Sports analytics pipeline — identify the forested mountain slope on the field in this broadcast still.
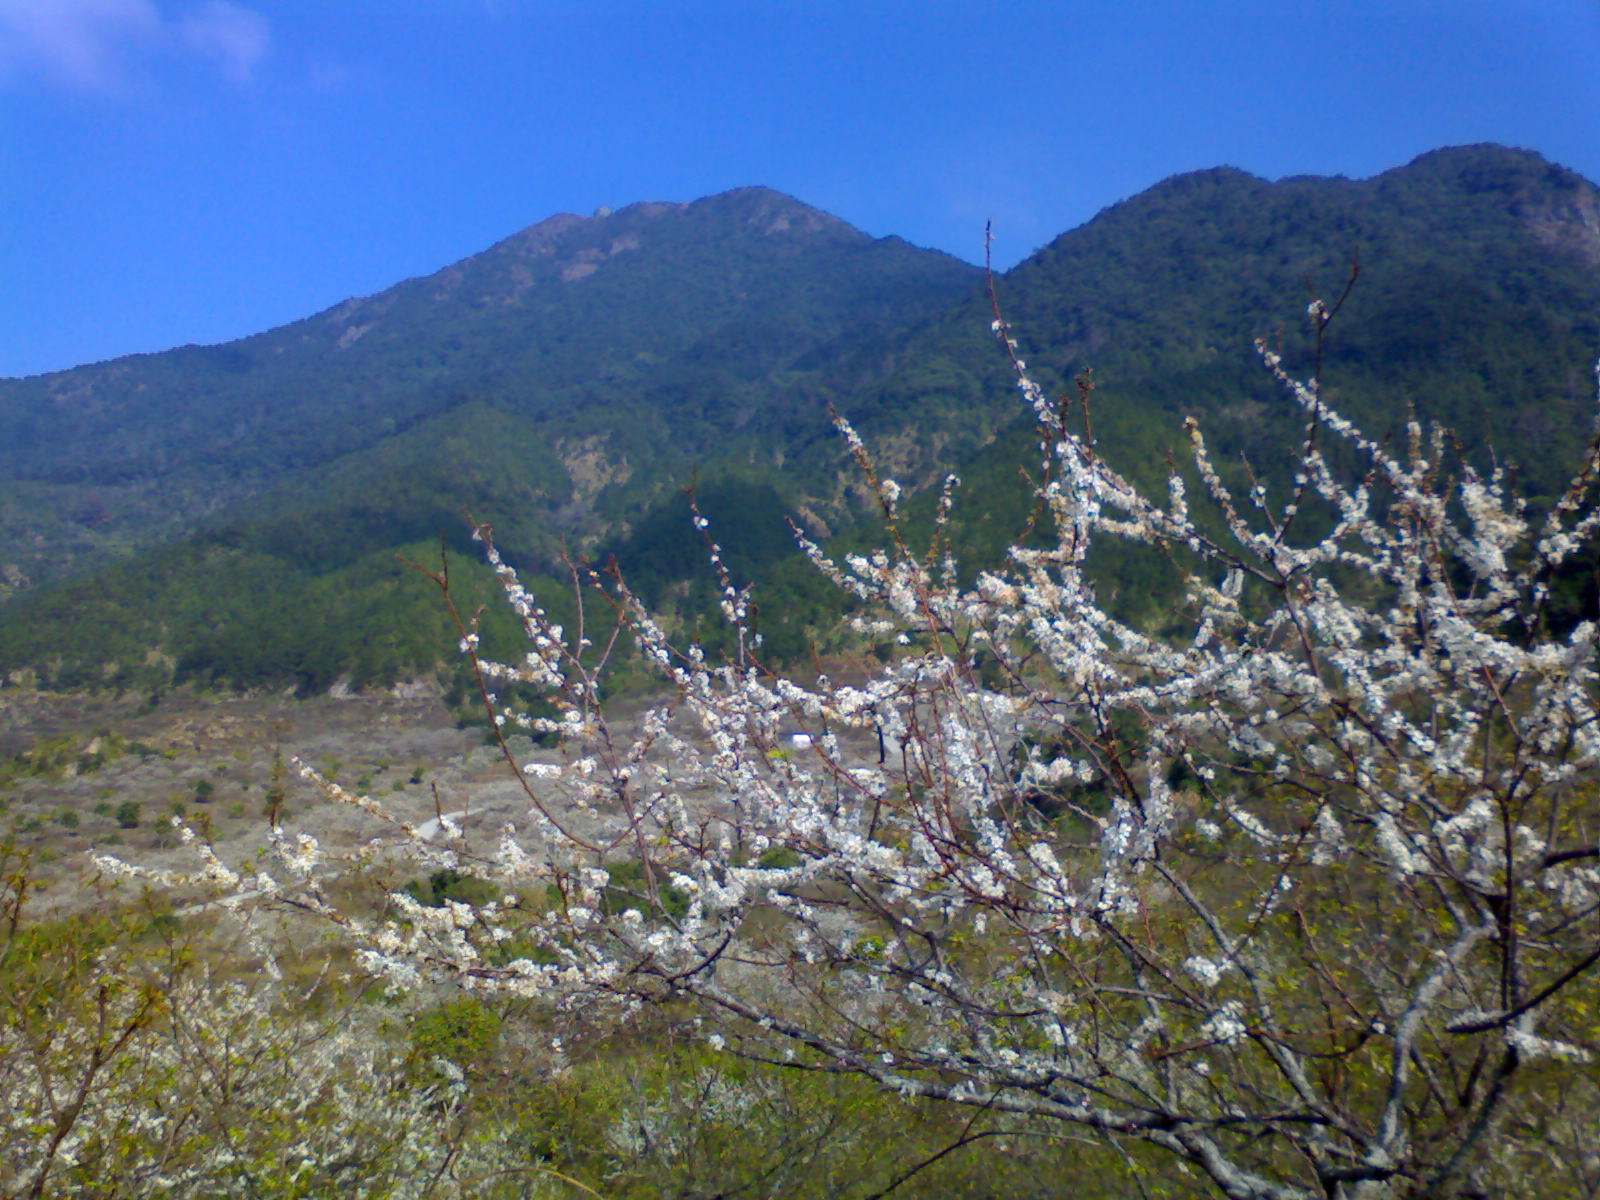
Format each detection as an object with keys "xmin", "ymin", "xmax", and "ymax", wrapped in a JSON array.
[
  {"xmin": 0, "ymin": 187, "xmax": 980, "ymax": 588},
  {"xmin": 4, "ymin": 144, "xmax": 1597, "ymax": 691},
  {"xmin": 840, "ymin": 144, "xmax": 1600, "ymax": 502}
]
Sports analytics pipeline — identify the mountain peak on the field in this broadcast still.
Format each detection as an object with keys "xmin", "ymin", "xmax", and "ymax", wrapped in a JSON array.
[
  {"xmin": 1386, "ymin": 144, "xmax": 1600, "ymax": 266},
  {"xmin": 688, "ymin": 186, "xmax": 867, "ymax": 240},
  {"xmin": 495, "ymin": 209, "xmax": 592, "ymax": 253},
  {"xmin": 1395, "ymin": 142, "xmax": 1563, "ymax": 176},
  {"xmin": 0, "ymin": 177, "xmax": 981, "ymax": 594},
  {"xmin": 473, "ymin": 186, "xmax": 865, "ymax": 273}
]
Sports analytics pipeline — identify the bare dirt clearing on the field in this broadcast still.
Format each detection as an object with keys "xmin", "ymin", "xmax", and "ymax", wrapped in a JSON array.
[
  {"xmin": 0, "ymin": 684, "xmax": 566, "ymax": 914},
  {"xmin": 2, "ymin": 657, "xmax": 889, "ymax": 916}
]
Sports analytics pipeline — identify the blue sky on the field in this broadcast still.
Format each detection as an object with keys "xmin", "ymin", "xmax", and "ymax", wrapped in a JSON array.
[{"xmin": 2, "ymin": 0, "xmax": 1596, "ymax": 378}]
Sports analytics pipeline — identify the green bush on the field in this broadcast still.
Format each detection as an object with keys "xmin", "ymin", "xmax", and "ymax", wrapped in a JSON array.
[
  {"xmin": 601, "ymin": 860, "xmax": 689, "ymax": 921},
  {"xmin": 405, "ymin": 868, "xmax": 501, "ymax": 909},
  {"xmin": 408, "ymin": 996, "xmax": 502, "ymax": 1077}
]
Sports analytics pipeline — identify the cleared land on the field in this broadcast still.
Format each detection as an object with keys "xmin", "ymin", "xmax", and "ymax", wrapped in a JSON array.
[{"xmin": 0, "ymin": 683, "xmax": 561, "ymax": 914}]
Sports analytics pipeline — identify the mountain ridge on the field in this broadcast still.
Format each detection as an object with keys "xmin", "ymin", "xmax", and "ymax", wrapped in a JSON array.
[
  {"xmin": 3, "ymin": 143, "xmax": 1598, "ymax": 690},
  {"xmin": 0, "ymin": 183, "xmax": 981, "ymax": 587},
  {"xmin": 838, "ymin": 143, "xmax": 1600, "ymax": 491},
  {"xmin": 0, "ymin": 186, "xmax": 883, "ymax": 385},
  {"xmin": 10, "ymin": 145, "xmax": 1591, "ymax": 384}
]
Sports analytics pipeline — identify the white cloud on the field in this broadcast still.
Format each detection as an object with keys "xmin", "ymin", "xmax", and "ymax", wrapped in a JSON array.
[
  {"xmin": 177, "ymin": 1, "xmax": 268, "ymax": 84},
  {"xmin": 0, "ymin": 0, "xmax": 269, "ymax": 92},
  {"xmin": 0, "ymin": 0, "xmax": 162, "ymax": 90}
]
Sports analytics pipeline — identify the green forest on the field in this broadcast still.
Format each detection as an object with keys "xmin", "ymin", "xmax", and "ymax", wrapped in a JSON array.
[{"xmin": 3, "ymin": 145, "xmax": 1599, "ymax": 692}]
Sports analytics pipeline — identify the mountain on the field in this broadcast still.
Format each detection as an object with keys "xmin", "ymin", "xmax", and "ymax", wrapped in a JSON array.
[
  {"xmin": 841, "ymin": 145, "xmax": 1600, "ymax": 503},
  {"xmin": 0, "ymin": 187, "xmax": 981, "ymax": 589},
  {"xmin": 3, "ymin": 145, "xmax": 1598, "ymax": 692}
]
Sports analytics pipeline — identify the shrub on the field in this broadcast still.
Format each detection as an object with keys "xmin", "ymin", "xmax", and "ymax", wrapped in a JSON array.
[
  {"xmin": 1, "ymin": 842, "xmax": 501, "ymax": 1197},
  {"xmin": 404, "ymin": 868, "xmax": 501, "ymax": 909},
  {"xmin": 408, "ymin": 997, "xmax": 502, "ymax": 1077}
]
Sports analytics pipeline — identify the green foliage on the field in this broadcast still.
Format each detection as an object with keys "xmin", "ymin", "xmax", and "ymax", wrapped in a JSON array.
[
  {"xmin": 113, "ymin": 800, "xmax": 140, "ymax": 829},
  {"xmin": 0, "ymin": 732, "xmax": 128, "ymax": 786},
  {"xmin": 1, "ymin": 846, "xmax": 491, "ymax": 1198},
  {"xmin": 460, "ymin": 1030, "xmax": 1160, "ymax": 1200},
  {"xmin": 599, "ymin": 859, "xmax": 690, "ymax": 921},
  {"xmin": 264, "ymin": 748, "xmax": 288, "ymax": 821},
  {"xmin": 405, "ymin": 868, "xmax": 501, "ymax": 910},
  {"xmin": 408, "ymin": 997, "xmax": 503, "ymax": 1076},
  {"xmin": 603, "ymin": 477, "xmax": 799, "ymax": 604},
  {"xmin": 5, "ymin": 148, "xmax": 1599, "ymax": 688},
  {"xmin": 0, "ymin": 532, "xmax": 577, "ymax": 694},
  {"xmin": 755, "ymin": 845, "xmax": 802, "ymax": 870}
]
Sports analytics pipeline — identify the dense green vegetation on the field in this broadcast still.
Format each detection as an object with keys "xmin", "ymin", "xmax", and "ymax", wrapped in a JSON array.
[
  {"xmin": 3, "ymin": 144, "xmax": 1598, "ymax": 690},
  {"xmin": 0, "ymin": 536, "xmax": 575, "ymax": 694},
  {"xmin": 0, "ymin": 188, "xmax": 980, "ymax": 588}
]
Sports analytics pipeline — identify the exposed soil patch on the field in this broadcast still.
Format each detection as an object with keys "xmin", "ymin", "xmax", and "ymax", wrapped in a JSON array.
[
  {"xmin": 2, "ymin": 655, "xmax": 889, "ymax": 916},
  {"xmin": 0, "ymin": 685, "xmax": 543, "ymax": 914}
]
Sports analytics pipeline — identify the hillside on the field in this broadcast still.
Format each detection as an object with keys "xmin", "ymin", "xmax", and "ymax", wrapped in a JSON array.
[
  {"xmin": 842, "ymin": 144, "xmax": 1600, "ymax": 501},
  {"xmin": 4, "ymin": 144, "xmax": 1598, "ymax": 691},
  {"xmin": 0, "ymin": 187, "xmax": 981, "ymax": 588}
]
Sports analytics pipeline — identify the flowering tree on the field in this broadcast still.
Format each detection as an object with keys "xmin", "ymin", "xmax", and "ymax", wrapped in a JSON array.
[{"xmin": 124, "ymin": 289, "xmax": 1600, "ymax": 1198}]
